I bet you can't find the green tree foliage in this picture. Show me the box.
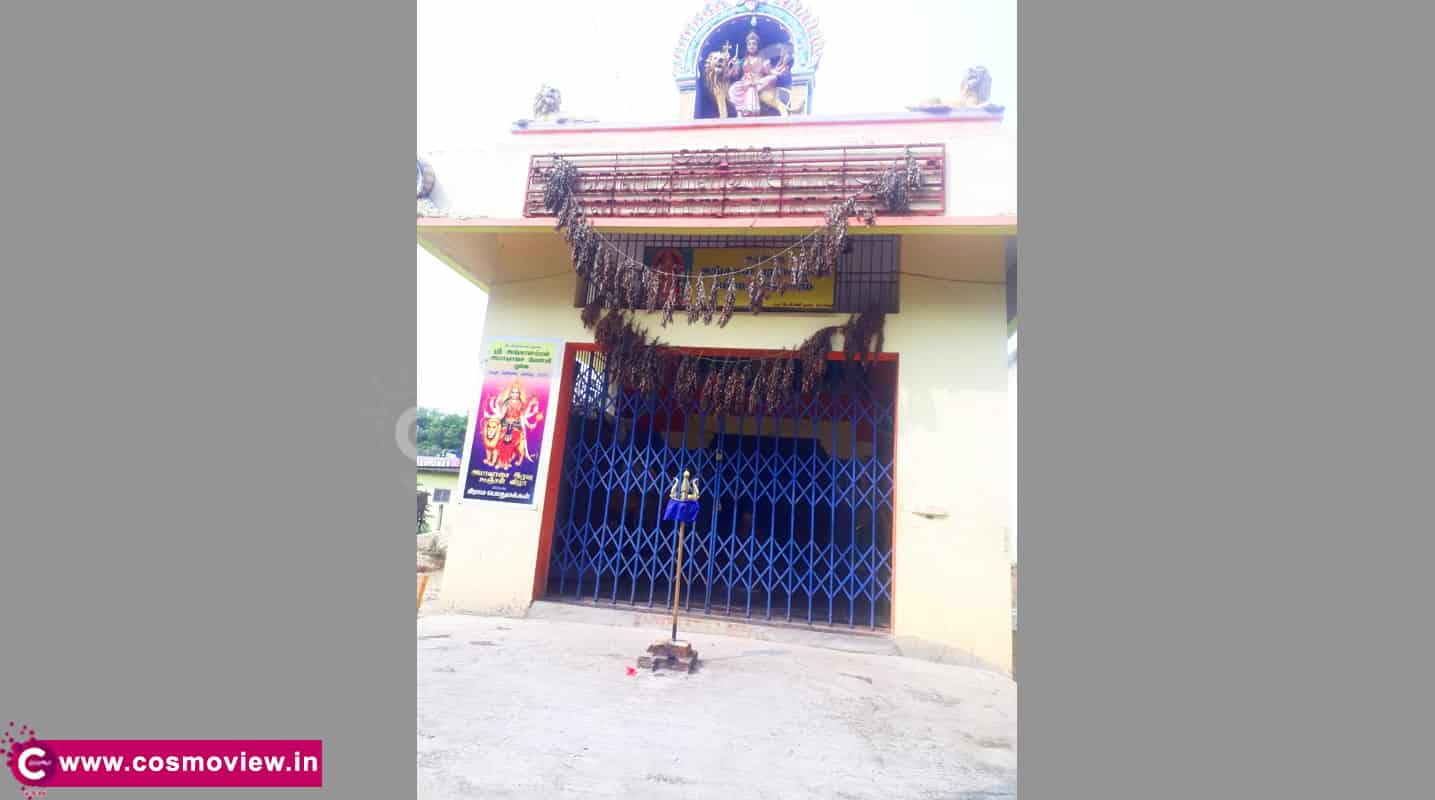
[416,407,468,456]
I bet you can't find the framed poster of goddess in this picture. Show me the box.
[460,338,561,507]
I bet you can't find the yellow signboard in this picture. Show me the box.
[643,246,835,311]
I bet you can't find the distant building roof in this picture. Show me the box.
[418,454,462,472]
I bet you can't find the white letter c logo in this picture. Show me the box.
[17,746,49,781]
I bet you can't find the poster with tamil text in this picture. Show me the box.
[461,338,560,507]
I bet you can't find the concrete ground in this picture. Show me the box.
[417,611,1017,800]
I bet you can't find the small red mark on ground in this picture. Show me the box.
[626,667,637,676]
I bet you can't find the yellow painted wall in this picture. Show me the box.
[417,469,459,495]
[439,237,1012,672]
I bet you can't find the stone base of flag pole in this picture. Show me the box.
[638,640,699,673]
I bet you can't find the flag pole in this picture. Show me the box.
[671,519,685,641]
[667,469,699,643]
[639,469,702,674]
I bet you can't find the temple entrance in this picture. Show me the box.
[541,347,895,630]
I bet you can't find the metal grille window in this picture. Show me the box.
[524,144,946,218]
[576,233,899,314]
[544,349,896,630]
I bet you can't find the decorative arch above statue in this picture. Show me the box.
[673,0,825,119]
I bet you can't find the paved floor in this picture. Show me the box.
[418,613,1017,800]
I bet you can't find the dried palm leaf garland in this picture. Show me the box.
[770,259,791,296]
[644,270,661,312]
[549,154,915,329]
[636,344,659,397]
[747,358,767,415]
[724,361,749,416]
[672,355,699,408]
[580,297,604,329]
[660,279,678,328]
[588,308,884,402]
[748,267,769,314]
[798,325,837,396]
[717,277,737,328]
[702,277,720,325]
[624,261,643,308]
[779,353,797,408]
[699,361,723,416]
[686,274,704,325]
[550,139,902,396]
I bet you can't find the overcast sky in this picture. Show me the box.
[417,0,1017,414]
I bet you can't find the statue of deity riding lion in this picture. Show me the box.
[703,29,805,118]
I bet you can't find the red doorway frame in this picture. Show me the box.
[530,342,900,628]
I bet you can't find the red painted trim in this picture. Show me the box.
[511,112,1003,136]
[531,344,579,602]
[889,355,899,632]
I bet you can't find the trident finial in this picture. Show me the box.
[670,469,702,501]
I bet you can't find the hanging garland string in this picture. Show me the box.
[554,151,910,403]
[588,303,887,412]
[545,149,921,318]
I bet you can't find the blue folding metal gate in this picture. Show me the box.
[543,349,896,629]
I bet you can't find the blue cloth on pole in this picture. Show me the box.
[663,498,701,524]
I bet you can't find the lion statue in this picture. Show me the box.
[703,46,735,118]
[905,66,1005,113]
[516,83,599,127]
[533,84,562,121]
[957,66,994,108]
